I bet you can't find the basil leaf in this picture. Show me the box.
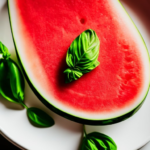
[0,41,10,60]
[0,59,25,103]
[64,69,83,83]
[27,107,55,127]
[80,138,99,150]
[64,29,100,83]
[80,132,117,150]
[0,60,19,103]
[7,59,25,101]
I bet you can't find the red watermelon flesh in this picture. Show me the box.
[9,0,150,120]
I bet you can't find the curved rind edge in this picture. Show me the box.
[118,1,150,67]
[7,0,150,125]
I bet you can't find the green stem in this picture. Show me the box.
[19,100,28,109]
[83,125,87,137]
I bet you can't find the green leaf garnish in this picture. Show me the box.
[0,60,20,103]
[8,59,25,101]
[80,131,117,150]
[0,41,11,60]
[27,107,55,127]
[64,29,100,83]
[0,41,55,128]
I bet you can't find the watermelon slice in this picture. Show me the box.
[8,0,150,125]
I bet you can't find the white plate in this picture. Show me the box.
[0,0,150,150]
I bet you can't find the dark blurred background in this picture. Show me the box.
[0,134,21,150]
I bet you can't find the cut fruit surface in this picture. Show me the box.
[8,0,150,124]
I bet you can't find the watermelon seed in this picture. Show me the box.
[80,18,86,24]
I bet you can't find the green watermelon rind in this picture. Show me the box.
[7,0,150,125]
